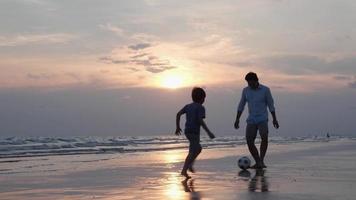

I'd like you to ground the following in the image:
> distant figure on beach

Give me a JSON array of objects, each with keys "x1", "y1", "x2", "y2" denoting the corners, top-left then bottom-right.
[
  {"x1": 175, "y1": 87, "x2": 215, "y2": 178},
  {"x1": 234, "y1": 72, "x2": 279, "y2": 169}
]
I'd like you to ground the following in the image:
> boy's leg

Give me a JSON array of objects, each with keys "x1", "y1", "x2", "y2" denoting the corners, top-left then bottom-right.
[
  {"x1": 246, "y1": 123, "x2": 261, "y2": 168},
  {"x1": 258, "y1": 122, "x2": 269, "y2": 168},
  {"x1": 182, "y1": 134, "x2": 201, "y2": 177},
  {"x1": 182, "y1": 152, "x2": 194, "y2": 178},
  {"x1": 182, "y1": 145, "x2": 201, "y2": 168},
  {"x1": 188, "y1": 144, "x2": 202, "y2": 172},
  {"x1": 182, "y1": 147, "x2": 201, "y2": 176}
]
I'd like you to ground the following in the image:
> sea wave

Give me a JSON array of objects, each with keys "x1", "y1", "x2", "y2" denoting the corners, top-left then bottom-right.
[{"x1": 0, "y1": 135, "x2": 349, "y2": 159}]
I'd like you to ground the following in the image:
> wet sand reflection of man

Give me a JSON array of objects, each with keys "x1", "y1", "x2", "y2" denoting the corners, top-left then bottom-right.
[{"x1": 248, "y1": 169, "x2": 269, "y2": 192}]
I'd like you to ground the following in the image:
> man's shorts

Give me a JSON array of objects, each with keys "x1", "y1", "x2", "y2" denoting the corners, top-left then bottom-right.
[{"x1": 246, "y1": 122, "x2": 269, "y2": 140}]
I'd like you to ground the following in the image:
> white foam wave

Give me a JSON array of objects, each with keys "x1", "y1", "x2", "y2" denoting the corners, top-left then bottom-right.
[{"x1": 0, "y1": 135, "x2": 347, "y2": 159}]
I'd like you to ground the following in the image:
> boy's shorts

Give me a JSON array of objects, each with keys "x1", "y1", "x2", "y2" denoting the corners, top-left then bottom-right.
[
  {"x1": 246, "y1": 122, "x2": 268, "y2": 140},
  {"x1": 185, "y1": 133, "x2": 202, "y2": 153}
]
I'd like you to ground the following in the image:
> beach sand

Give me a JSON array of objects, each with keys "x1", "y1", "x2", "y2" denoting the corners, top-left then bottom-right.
[{"x1": 1, "y1": 139, "x2": 356, "y2": 200}]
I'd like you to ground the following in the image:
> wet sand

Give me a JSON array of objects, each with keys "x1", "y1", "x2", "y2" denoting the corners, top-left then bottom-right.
[{"x1": 1, "y1": 139, "x2": 356, "y2": 200}]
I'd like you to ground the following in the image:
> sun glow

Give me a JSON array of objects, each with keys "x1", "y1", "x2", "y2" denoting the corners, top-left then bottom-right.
[{"x1": 157, "y1": 72, "x2": 189, "y2": 89}]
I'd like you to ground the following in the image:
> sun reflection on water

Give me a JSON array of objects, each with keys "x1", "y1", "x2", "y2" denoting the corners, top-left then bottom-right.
[
  {"x1": 162, "y1": 150, "x2": 185, "y2": 164},
  {"x1": 164, "y1": 173, "x2": 186, "y2": 200}
]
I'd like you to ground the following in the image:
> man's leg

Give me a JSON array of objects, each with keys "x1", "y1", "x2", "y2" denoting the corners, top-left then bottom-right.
[
  {"x1": 246, "y1": 123, "x2": 261, "y2": 168},
  {"x1": 258, "y1": 122, "x2": 269, "y2": 168}
]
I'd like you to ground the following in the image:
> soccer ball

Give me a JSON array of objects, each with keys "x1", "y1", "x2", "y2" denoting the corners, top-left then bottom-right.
[{"x1": 238, "y1": 156, "x2": 251, "y2": 170}]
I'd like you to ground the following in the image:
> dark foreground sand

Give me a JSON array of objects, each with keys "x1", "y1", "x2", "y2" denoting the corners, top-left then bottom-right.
[{"x1": 1, "y1": 139, "x2": 356, "y2": 200}]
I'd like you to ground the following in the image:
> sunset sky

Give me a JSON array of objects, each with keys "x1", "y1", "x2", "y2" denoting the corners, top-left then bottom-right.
[{"x1": 0, "y1": 0, "x2": 355, "y2": 137}]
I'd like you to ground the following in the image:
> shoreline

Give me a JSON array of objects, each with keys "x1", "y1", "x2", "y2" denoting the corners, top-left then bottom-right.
[{"x1": 1, "y1": 140, "x2": 355, "y2": 199}]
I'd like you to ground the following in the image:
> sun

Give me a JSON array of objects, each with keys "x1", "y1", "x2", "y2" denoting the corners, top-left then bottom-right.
[{"x1": 159, "y1": 74, "x2": 184, "y2": 89}]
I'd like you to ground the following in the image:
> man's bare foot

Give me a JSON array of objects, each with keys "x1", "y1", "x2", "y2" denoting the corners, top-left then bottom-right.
[
  {"x1": 181, "y1": 171, "x2": 191, "y2": 179},
  {"x1": 261, "y1": 163, "x2": 267, "y2": 168},
  {"x1": 188, "y1": 166, "x2": 195, "y2": 173},
  {"x1": 250, "y1": 164, "x2": 262, "y2": 169}
]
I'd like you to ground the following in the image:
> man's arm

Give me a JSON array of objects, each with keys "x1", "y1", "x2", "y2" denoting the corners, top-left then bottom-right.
[
  {"x1": 200, "y1": 118, "x2": 215, "y2": 139},
  {"x1": 175, "y1": 108, "x2": 185, "y2": 135},
  {"x1": 234, "y1": 111, "x2": 243, "y2": 129},
  {"x1": 271, "y1": 111, "x2": 279, "y2": 129},
  {"x1": 266, "y1": 88, "x2": 279, "y2": 129},
  {"x1": 235, "y1": 89, "x2": 246, "y2": 129}
]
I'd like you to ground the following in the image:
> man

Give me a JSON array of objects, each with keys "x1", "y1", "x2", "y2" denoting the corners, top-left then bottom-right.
[{"x1": 234, "y1": 72, "x2": 279, "y2": 169}]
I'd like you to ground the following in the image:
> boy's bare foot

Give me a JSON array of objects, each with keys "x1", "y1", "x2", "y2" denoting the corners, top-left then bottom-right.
[
  {"x1": 181, "y1": 171, "x2": 191, "y2": 179},
  {"x1": 188, "y1": 166, "x2": 195, "y2": 173}
]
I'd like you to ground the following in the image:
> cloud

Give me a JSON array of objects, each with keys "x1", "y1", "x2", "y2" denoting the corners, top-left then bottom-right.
[
  {"x1": 22, "y1": 0, "x2": 48, "y2": 5},
  {"x1": 146, "y1": 66, "x2": 176, "y2": 73},
  {"x1": 130, "y1": 54, "x2": 177, "y2": 73},
  {"x1": 130, "y1": 33, "x2": 159, "y2": 42},
  {"x1": 99, "y1": 69, "x2": 110, "y2": 74},
  {"x1": 131, "y1": 53, "x2": 149, "y2": 59},
  {"x1": 259, "y1": 54, "x2": 356, "y2": 75},
  {"x1": 100, "y1": 43, "x2": 177, "y2": 74},
  {"x1": 126, "y1": 67, "x2": 140, "y2": 72},
  {"x1": 0, "y1": 33, "x2": 76, "y2": 47},
  {"x1": 64, "y1": 72, "x2": 81, "y2": 81},
  {"x1": 261, "y1": 54, "x2": 324, "y2": 75},
  {"x1": 128, "y1": 43, "x2": 151, "y2": 50},
  {"x1": 27, "y1": 73, "x2": 57, "y2": 80},
  {"x1": 99, "y1": 23, "x2": 124, "y2": 36},
  {"x1": 144, "y1": 0, "x2": 161, "y2": 6},
  {"x1": 334, "y1": 75, "x2": 352, "y2": 80},
  {"x1": 22, "y1": 70, "x2": 134, "y2": 89},
  {"x1": 26, "y1": 72, "x2": 83, "y2": 82},
  {"x1": 99, "y1": 56, "x2": 128, "y2": 64},
  {"x1": 348, "y1": 81, "x2": 356, "y2": 89}
]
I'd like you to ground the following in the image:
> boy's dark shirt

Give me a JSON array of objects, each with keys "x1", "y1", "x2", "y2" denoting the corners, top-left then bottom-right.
[{"x1": 182, "y1": 102, "x2": 206, "y2": 135}]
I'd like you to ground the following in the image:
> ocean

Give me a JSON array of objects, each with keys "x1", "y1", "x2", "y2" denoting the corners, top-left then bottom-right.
[{"x1": 0, "y1": 135, "x2": 349, "y2": 159}]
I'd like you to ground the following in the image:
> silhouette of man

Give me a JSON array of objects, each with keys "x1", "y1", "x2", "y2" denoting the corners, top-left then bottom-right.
[{"x1": 234, "y1": 72, "x2": 279, "y2": 169}]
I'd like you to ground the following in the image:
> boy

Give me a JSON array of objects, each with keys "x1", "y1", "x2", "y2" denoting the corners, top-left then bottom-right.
[{"x1": 175, "y1": 87, "x2": 215, "y2": 179}]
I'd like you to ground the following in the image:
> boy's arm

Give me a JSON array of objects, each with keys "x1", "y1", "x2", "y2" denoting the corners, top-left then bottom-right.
[
  {"x1": 200, "y1": 118, "x2": 215, "y2": 139},
  {"x1": 175, "y1": 108, "x2": 185, "y2": 135}
]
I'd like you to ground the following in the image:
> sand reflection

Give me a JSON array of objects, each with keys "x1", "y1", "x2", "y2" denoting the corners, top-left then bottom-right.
[
  {"x1": 248, "y1": 169, "x2": 269, "y2": 192},
  {"x1": 164, "y1": 173, "x2": 186, "y2": 200},
  {"x1": 162, "y1": 172, "x2": 203, "y2": 200},
  {"x1": 181, "y1": 179, "x2": 202, "y2": 200},
  {"x1": 163, "y1": 150, "x2": 185, "y2": 164}
]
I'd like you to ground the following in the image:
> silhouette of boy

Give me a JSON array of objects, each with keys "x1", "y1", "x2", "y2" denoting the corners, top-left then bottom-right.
[{"x1": 175, "y1": 87, "x2": 215, "y2": 178}]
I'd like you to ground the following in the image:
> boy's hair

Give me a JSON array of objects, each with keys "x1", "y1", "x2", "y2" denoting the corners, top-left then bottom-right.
[
  {"x1": 245, "y1": 72, "x2": 259, "y2": 81},
  {"x1": 192, "y1": 87, "x2": 206, "y2": 103}
]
